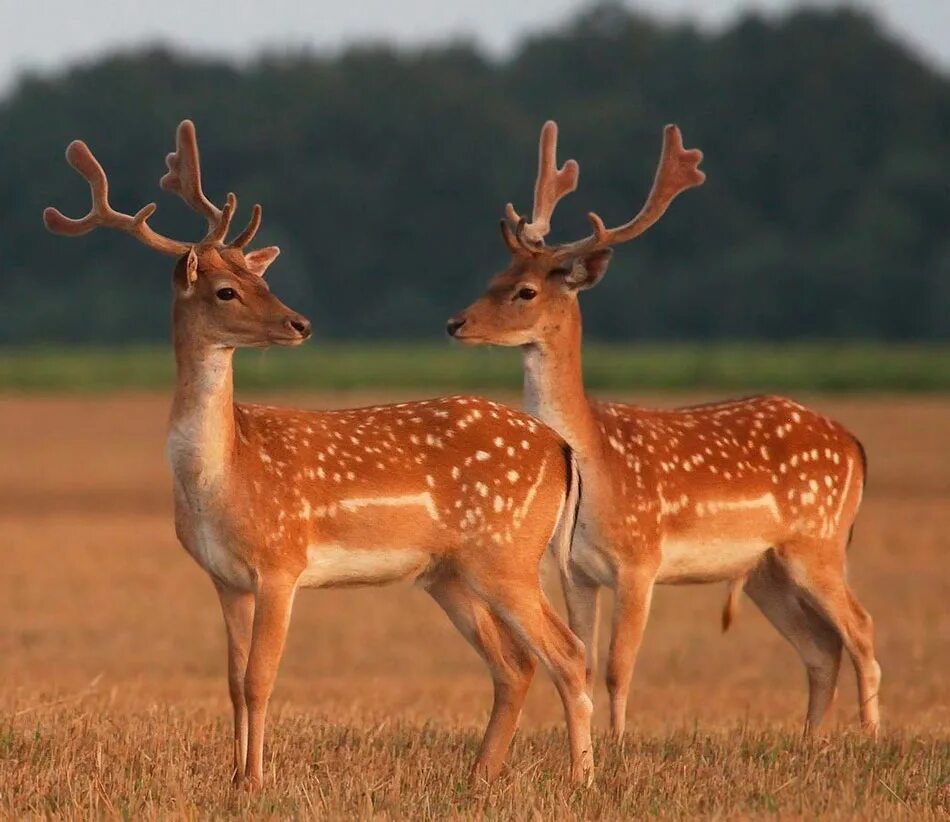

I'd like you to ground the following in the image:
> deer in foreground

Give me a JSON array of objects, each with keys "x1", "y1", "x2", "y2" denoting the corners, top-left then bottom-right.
[
  {"x1": 44, "y1": 120, "x2": 595, "y2": 787},
  {"x1": 448, "y1": 121, "x2": 880, "y2": 740}
]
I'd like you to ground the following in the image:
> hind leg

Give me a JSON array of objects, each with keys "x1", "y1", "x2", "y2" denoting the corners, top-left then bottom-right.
[
  {"x1": 745, "y1": 552, "x2": 843, "y2": 734},
  {"x1": 843, "y1": 586, "x2": 882, "y2": 732},
  {"x1": 780, "y1": 540, "x2": 881, "y2": 733},
  {"x1": 470, "y1": 573, "x2": 594, "y2": 785},
  {"x1": 426, "y1": 570, "x2": 537, "y2": 782}
]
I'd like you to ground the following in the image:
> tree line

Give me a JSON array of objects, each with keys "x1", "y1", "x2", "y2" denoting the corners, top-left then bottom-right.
[{"x1": 0, "y1": 4, "x2": 947, "y2": 344}]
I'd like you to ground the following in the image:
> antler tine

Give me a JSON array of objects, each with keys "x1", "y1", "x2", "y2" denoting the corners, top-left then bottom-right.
[
  {"x1": 43, "y1": 140, "x2": 190, "y2": 256},
  {"x1": 159, "y1": 119, "x2": 227, "y2": 234},
  {"x1": 229, "y1": 203, "x2": 262, "y2": 249},
  {"x1": 498, "y1": 219, "x2": 521, "y2": 255},
  {"x1": 555, "y1": 124, "x2": 704, "y2": 260},
  {"x1": 506, "y1": 121, "x2": 579, "y2": 248},
  {"x1": 206, "y1": 192, "x2": 237, "y2": 245}
]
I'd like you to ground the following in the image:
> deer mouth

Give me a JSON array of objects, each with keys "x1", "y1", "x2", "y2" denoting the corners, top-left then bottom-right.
[
  {"x1": 271, "y1": 333, "x2": 310, "y2": 347},
  {"x1": 456, "y1": 335, "x2": 488, "y2": 346},
  {"x1": 448, "y1": 328, "x2": 488, "y2": 346}
]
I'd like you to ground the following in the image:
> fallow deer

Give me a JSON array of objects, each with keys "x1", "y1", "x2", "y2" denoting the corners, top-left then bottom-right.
[
  {"x1": 44, "y1": 120, "x2": 595, "y2": 787},
  {"x1": 448, "y1": 121, "x2": 880, "y2": 740}
]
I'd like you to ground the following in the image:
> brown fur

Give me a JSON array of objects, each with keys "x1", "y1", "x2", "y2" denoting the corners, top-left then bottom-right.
[
  {"x1": 449, "y1": 120, "x2": 880, "y2": 740},
  {"x1": 46, "y1": 121, "x2": 595, "y2": 788}
]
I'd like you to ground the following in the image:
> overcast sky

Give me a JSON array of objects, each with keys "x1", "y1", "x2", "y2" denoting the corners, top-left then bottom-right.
[{"x1": 0, "y1": 0, "x2": 947, "y2": 96}]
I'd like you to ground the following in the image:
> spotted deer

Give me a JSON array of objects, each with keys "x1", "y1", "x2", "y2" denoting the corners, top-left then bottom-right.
[
  {"x1": 44, "y1": 120, "x2": 595, "y2": 787},
  {"x1": 448, "y1": 121, "x2": 880, "y2": 740}
]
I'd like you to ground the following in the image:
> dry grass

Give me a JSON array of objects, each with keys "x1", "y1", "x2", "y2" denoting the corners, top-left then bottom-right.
[{"x1": 1, "y1": 391, "x2": 948, "y2": 818}]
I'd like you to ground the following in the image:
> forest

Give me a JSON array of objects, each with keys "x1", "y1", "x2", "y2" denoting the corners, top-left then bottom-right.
[{"x1": 1, "y1": 4, "x2": 948, "y2": 344}]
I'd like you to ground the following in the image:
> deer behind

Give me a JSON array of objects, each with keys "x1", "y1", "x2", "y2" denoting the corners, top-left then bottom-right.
[{"x1": 449, "y1": 121, "x2": 880, "y2": 741}]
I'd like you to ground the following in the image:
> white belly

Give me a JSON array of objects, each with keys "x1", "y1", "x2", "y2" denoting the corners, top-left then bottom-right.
[
  {"x1": 657, "y1": 536, "x2": 771, "y2": 584},
  {"x1": 299, "y1": 544, "x2": 431, "y2": 588}
]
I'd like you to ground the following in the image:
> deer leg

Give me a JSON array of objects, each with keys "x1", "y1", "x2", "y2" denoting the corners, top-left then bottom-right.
[
  {"x1": 426, "y1": 571, "x2": 536, "y2": 782},
  {"x1": 744, "y1": 553, "x2": 843, "y2": 735},
  {"x1": 844, "y1": 587, "x2": 882, "y2": 733},
  {"x1": 243, "y1": 577, "x2": 297, "y2": 788},
  {"x1": 561, "y1": 566, "x2": 601, "y2": 696},
  {"x1": 780, "y1": 541, "x2": 881, "y2": 734},
  {"x1": 215, "y1": 582, "x2": 255, "y2": 784},
  {"x1": 605, "y1": 566, "x2": 656, "y2": 741},
  {"x1": 473, "y1": 575, "x2": 594, "y2": 786}
]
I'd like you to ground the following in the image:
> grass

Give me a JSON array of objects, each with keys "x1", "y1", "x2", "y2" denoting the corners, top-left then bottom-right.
[
  {"x1": 0, "y1": 341, "x2": 948, "y2": 393},
  {"x1": 1, "y1": 700, "x2": 947, "y2": 818},
  {"x1": 2, "y1": 393, "x2": 949, "y2": 818}
]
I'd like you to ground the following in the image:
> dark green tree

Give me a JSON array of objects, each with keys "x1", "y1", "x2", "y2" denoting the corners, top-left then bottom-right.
[{"x1": 0, "y1": 6, "x2": 947, "y2": 344}]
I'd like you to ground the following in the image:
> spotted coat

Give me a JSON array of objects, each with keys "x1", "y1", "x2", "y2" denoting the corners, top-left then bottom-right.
[
  {"x1": 574, "y1": 394, "x2": 866, "y2": 584},
  {"x1": 170, "y1": 394, "x2": 573, "y2": 592}
]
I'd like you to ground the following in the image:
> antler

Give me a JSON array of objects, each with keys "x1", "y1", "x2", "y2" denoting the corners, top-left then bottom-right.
[
  {"x1": 159, "y1": 119, "x2": 261, "y2": 248},
  {"x1": 43, "y1": 141, "x2": 190, "y2": 256},
  {"x1": 45, "y1": 120, "x2": 267, "y2": 256},
  {"x1": 553, "y1": 124, "x2": 705, "y2": 260},
  {"x1": 505, "y1": 121, "x2": 579, "y2": 249}
]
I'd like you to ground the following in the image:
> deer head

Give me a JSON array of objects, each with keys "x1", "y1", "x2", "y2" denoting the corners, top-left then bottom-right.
[
  {"x1": 44, "y1": 120, "x2": 311, "y2": 349},
  {"x1": 447, "y1": 121, "x2": 705, "y2": 347}
]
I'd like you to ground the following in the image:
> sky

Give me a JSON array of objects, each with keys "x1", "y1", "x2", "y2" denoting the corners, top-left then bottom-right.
[{"x1": 0, "y1": 0, "x2": 947, "y2": 95}]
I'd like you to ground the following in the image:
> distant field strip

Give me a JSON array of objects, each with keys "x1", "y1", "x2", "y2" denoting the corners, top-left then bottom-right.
[{"x1": 1, "y1": 343, "x2": 947, "y2": 392}]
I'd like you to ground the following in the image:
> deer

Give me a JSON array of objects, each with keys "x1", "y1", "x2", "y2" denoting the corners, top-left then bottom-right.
[
  {"x1": 447, "y1": 121, "x2": 881, "y2": 742},
  {"x1": 44, "y1": 120, "x2": 596, "y2": 788}
]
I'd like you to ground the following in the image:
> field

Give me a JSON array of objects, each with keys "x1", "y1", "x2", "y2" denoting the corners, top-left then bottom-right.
[
  {"x1": 1, "y1": 342, "x2": 949, "y2": 392},
  {"x1": 1, "y1": 389, "x2": 948, "y2": 818}
]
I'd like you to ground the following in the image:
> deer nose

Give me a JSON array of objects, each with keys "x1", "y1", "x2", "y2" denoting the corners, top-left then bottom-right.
[
  {"x1": 286, "y1": 316, "x2": 311, "y2": 338},
  {"x1": 446, "y1": 317, "x2": 466, "y2": 337}
]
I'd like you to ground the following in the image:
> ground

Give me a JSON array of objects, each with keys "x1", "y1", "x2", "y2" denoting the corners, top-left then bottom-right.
[{"x1": 1, "y1": 392, "x2": 947, "y2": 818}]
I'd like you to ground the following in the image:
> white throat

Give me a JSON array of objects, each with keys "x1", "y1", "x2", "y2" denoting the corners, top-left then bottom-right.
[
  {"x1": 522, "y1": 343, "x2": 591, "y2": 442},
  {"x1": 522, "y1": 344, "x2": 546, "y2": 420},
  {"x1": 167, "y1": 347, "x2": 234, "y2": 492}
]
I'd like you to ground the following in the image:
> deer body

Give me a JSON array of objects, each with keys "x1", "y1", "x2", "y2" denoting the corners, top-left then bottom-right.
[
  {"x1": 451, "y1": 120, "x2": 880, "y2": 741},
  {"x1": 46, "y1": 120, "x2": 595, "y2": 788},
  {"x1": 524, "y1": 339, "x2": 866, "y2": 586},
  {"x1": 168, "y1": 345, "x2": 570, "y2": 593}
]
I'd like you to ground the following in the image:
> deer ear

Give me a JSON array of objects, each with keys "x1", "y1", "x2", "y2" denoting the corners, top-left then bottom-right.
[
  {"x1": 173, "y1": 248, "x2": 199, "y2": 292},
  {"x1": 561, "y1": 248, "x2": 613, "y2": 291},
  {"x1": 244, "y1": 246, "x2": 280, "y2": 277}
]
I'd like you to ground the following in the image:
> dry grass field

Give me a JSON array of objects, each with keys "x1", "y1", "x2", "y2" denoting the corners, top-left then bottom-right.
[{"x1": 1, "y1": 391, "x2": 948, "y2": 818}]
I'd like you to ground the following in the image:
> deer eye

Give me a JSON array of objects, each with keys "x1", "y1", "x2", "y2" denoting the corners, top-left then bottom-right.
[
  {"x1": 517, "y1": 287, "x2": 537, "y2": 301},
  {"x1": 216, "y1": 287, "x2": 237, "y2": 301}
]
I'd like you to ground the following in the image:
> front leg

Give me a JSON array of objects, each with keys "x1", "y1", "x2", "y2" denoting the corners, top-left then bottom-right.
[
  {"x1": 243, "y1": 575, "x2": 298, "y2": 789},
  {"x1": 560, "y1": 565, "x2": 601, "y2": 696},
  {"x1": 215, "y1": 582, "x2": 255, "y2": 785},
  {"x1": 606, "y1": 565, "x2": 657, "y2": 741}
]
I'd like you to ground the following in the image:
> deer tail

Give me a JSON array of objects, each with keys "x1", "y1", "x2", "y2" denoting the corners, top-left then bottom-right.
[
  {"x1": 721, "y1": 575, "x2": 747, "y2": 633},
  {"x1": 552, "y1": 444, "x2": 582, "y2": 580}
]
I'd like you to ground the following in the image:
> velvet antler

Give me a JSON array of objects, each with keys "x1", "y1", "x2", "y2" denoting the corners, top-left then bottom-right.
[
  {"x1": 159, "y1": 120, "x2": 261, "y2": 248},
  {"x1": 552, "y1": 124, "x2": 705, "y2": 261},
  {"x1": 500, "y1": 121, "x2": 704, "y2": 260},
  {"x1": 43, "y1": 141, "x2": 190, "y2": 256},
  {"x1": 504, "y1": 121, "x2": 579, "y2": 252},
  {"x1": 45, "y1": 120, "x2": 272, "y2": 263}
]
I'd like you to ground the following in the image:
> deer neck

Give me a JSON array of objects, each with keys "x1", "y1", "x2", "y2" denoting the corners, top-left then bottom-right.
[
  {"x1": 167, "y1": 334, "x2": 237, "y2": 497},
  {"x1": 522, "y1": 305, "x2": 601, "y2": 458}
]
